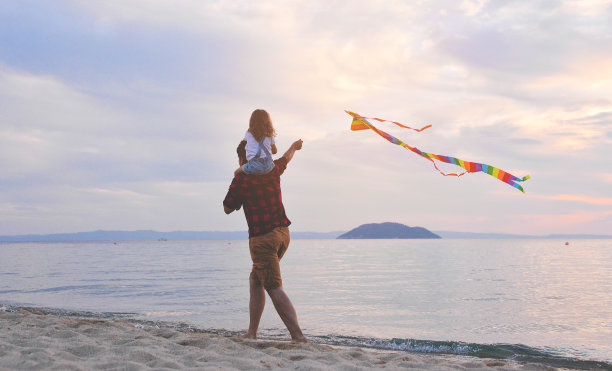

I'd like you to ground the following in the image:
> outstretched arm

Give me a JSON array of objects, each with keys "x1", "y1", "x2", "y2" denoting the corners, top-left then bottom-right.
[{"x1": 282, "y1": 139, "x2": 303, "y2": 164}]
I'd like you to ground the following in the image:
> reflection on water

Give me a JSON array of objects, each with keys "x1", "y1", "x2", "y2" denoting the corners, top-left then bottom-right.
[{"x1": 0, "y1": 239, "x2": 610, "y2": 363}]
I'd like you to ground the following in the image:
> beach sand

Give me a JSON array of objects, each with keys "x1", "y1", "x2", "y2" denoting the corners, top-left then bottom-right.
[{"x1": 0, "y1": 308, "x2": 557, "y2": 370}]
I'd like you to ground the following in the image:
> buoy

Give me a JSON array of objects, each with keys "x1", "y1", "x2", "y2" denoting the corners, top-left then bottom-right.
[{"x1": 565, "y1": 242, "x2": 569, "y2": 246}]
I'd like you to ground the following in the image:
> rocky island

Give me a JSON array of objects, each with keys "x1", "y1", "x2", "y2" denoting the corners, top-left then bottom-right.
[{"x1": 337, "y1": 222, "x2": 441, "y2": 239}]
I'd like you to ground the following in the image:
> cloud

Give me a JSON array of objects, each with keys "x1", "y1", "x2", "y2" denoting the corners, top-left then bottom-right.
[
  {"x1": 559, "y1": 0, "x2": 612, "y2": 18},
  {"x1": 1, "y1": 1, "x2": 611, "y2": 235},
  {"x1": 535, "y1": 194, "x2": 612, "y2": 206},
  {"x1": 520, "y1": 209, "x2": 612, "y2": 233},
  {"x1": 0, "y1": 62, "x2": 250, "y2": 183}
]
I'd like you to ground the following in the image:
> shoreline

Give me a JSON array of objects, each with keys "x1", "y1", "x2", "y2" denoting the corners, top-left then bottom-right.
[{"x1": 0, "y1": 306, "x2": 578, "y2": 370}]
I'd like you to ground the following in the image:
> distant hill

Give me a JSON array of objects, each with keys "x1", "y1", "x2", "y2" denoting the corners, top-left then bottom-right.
[
  {"x1": 1, "y1": 229, "x2": 610, "y2": 242},
  {"x1": 337, "y1": 222, "x2": 440, "y2": 239},
  {"x1": 0, "y1": 230, "x2": 343, "y2": 242}
]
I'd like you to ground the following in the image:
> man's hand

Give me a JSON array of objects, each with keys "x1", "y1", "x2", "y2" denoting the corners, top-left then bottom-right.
[{"x1": 283, "y1": 139, "x2": 303, "y2": 163}]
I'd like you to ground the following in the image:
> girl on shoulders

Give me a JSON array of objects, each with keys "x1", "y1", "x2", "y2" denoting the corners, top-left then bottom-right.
[{"x1": 235, "y1": 109, "x2": 278, "y2": 176}]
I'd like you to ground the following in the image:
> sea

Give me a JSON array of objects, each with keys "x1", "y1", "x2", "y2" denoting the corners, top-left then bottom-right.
[{"x1": 1, "y1": 239, "x2": 610, "y2": 370}]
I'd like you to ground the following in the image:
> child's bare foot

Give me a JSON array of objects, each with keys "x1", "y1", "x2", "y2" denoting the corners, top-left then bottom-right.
[{"x1": 240, "y1": 333, "x2": 257, "y2": 340}]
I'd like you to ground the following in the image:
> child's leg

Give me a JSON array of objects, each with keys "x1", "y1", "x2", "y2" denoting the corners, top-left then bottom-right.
[{"x1": 239, "y1": 157, "x2": 273, "y2": 176}]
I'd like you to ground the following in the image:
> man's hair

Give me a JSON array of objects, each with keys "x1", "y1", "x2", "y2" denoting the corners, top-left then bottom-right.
[{"x1": 237, "y1": 140, "x2": 247, "y2": 166}]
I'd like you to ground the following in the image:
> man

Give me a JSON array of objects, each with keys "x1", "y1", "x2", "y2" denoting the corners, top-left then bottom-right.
[{"x1": 223, "y1": 138, "x2": 307, "y2": 343}]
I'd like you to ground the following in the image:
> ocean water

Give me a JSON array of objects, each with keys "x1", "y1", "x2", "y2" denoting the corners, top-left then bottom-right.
[{"x1": 1, "y1": 239, "x2": 610, "y2": 369}]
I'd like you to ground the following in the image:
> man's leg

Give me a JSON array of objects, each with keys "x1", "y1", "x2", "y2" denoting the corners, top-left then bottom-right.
[
  {"x1": 249, "y1": 227, "x2": 306, "y2": 342},
  {"x1": 267, "y1": 286, "x2": 307, "y2": 342},
  {"x1": 244, "y1": 276, "x2": 265, "y2": 339}
]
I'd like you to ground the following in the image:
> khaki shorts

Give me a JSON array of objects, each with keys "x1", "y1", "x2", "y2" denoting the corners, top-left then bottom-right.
[{"x1": 249, "y1": 227, "x2": 290, "y2": 290}]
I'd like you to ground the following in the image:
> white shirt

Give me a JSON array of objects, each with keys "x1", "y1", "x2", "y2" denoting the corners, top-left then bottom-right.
[{"x1": 244, "y1": 131, "x2": 275, "y2": 160}]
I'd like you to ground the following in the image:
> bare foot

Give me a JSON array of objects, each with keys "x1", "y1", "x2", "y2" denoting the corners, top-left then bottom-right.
[
  {"x1": 291, "y1": 336, "x2": 308, "y2": 343},
  {"x1": 240, "y1": 333, "x2": 257, "y2": 340}
]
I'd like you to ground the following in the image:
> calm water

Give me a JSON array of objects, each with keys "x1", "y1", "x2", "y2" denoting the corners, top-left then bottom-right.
[{"x1": 1, "y1": 239, "x2": 611, "y2": 368}]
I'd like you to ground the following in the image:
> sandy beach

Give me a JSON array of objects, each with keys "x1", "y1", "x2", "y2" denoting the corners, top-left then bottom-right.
[{"x1": 0, "y1": 307, "x2": 560, "y2": 370}]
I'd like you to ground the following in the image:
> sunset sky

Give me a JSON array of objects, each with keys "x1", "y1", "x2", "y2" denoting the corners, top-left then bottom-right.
[{"x1": 1, "y1": 1, "x2": 611, "y2": 236}]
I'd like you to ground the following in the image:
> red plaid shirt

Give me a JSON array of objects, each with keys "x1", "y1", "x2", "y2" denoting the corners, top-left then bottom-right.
[{"x1": 223, "y1": 157, "x2": 291, "y2": 238}]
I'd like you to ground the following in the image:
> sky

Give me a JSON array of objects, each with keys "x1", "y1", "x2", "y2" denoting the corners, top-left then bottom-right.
[{"x1": 1, "y1": 0, "x2": 611, "y2": 236}]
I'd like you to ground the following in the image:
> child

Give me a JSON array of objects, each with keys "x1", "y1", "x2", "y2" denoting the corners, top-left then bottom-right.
[{"x1": 235, "y1": 109, "x2": 278, "y2": 176}]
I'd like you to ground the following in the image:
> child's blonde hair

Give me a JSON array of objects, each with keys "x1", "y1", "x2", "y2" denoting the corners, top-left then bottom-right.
[{"x1": 249, "y1": 109, "x2": 276, "y2": 142}]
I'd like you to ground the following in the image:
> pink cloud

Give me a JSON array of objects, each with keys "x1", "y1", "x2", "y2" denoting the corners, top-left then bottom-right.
[
  {"x1": 537, "y1": 194, "x2": 612, "y2": 206},
  {"x1": 520, "y1": 210, "x2": 612, "y2": 233}
]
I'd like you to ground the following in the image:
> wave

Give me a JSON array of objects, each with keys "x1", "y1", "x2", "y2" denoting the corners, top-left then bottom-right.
[
  {"x1": 310, "y1": 335, "x2": 612, "y2": 370},
  {"x1": 2, "y1": 304, "x2": 610, "y2": 370}
]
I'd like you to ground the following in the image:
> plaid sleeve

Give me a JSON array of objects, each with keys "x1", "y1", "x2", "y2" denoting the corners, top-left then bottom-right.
[
  {"x1": 275, "y1": 157, "x2": 288, "y2": 175},
  {"x1": 223, "y1": 176, "x2": 243, "y2": 211}
]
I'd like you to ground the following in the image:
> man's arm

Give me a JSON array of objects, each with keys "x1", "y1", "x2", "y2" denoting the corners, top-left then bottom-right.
[
  {"x1": 223, "y1": 177, "x2": 243, "y2": 215},
  {"x1": 281, "y1": 139, "x2": 303, "y2": 164}
]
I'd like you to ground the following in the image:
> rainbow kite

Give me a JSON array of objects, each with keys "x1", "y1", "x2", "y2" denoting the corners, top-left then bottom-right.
[{"x1": 347, "y1": 110, "x2": 530, "y2": 193}]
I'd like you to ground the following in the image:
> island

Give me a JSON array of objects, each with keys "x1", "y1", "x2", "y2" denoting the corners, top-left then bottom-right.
[{"x1": 337, "y1": 222, "x2": 441, "y2": 239}]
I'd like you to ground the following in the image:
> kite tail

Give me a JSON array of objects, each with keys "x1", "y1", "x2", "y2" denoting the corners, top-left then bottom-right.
[
  {"x1": 419, "y1": 151, "x2": 531, "y2": 193},
  {"x1": 346, "y1": 110, "x2": 530, "y2": 193}
]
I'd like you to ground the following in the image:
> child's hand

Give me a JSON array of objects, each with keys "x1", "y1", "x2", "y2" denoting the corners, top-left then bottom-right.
[{"x1": 293, "y1": 139, "x2": 303, "y2": 150}]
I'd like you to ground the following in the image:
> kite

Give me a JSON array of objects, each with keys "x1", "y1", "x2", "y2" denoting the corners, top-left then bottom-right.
[{"x1": 346, "y1": 110, "x2": 530, "y2": 193}]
